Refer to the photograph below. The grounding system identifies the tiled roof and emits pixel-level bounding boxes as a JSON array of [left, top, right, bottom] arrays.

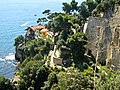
[[40, 28, 49, 32], [27, 25, 45, 31]]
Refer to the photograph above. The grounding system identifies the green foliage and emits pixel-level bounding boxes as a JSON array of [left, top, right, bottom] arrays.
[[14, 35, 24, 47], [52, 67, 93, 90], [42, 66, 120, 90], [35, 66, 50, 90], [70, 0, 78, 12], [62, 2, 72, 14], [95, 0, 101, 4], [96, 66, 120, 90], [47, 12, 58, 21], [17, 60, 49, 90], [15, 38, 52, 63], [37, 17, 48, 25], [67, 32, 87, 63], [41, 72, 58, 90], [20, 57, 31, 68], [58, 32, 95, 69], [42, 9, 51, 15], [116, 0, 120, 5], [46, 13, 74, 43], [33, 53, 43, 60], [20, 60, 44, 77], [62, 0, 78, 14], [96, 3, 104, 13], [86, 0, 97, 13], [12, 0, 120, 90], [0, 76, 16, 90], [78, 2, 90, 19], [95, 0, 116, 13]]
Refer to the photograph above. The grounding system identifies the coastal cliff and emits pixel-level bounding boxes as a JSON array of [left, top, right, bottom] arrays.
[[84, 7, 120, 68], [10, 0, 120, 90]]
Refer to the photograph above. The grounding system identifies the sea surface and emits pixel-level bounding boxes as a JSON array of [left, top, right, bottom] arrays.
[[0, 0, 61, 79], [0, 0, 83, 79]]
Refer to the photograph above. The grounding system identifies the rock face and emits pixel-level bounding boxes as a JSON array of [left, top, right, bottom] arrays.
[[15, 44, 25, 63], [84, 16, 112, 65], [84, 7, 120, 68], [108, 7, 120, 69]]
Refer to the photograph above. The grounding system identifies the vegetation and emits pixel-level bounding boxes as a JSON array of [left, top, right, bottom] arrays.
[[17, 61, 50, 90], [0, 0, 120, 90], [0, 76, 16, 90]]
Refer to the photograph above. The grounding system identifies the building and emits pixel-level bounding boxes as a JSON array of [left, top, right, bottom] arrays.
[[25, 25, 50, 40]]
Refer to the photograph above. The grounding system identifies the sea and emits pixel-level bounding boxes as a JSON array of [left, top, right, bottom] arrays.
[[0, 0, 83, 79]]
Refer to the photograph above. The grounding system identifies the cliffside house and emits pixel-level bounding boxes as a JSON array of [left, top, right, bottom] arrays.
[[40, 28, 49, 39], [25, 25, 50, 40]]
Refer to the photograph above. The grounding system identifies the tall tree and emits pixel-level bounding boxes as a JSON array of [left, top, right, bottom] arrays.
[[86, 0, 97, 13], [71, 0, 78, 11], [67, 32, 87, 66], [78, 2, 90, 19], [62, 2, 72, 14]]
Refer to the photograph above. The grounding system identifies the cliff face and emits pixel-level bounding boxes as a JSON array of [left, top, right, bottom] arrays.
[[108, 7, 120, 68], [84, 7, 120, 68], [84, 17, 112, 65]]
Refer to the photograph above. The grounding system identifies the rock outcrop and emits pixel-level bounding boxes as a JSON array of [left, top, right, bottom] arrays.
[[108, 7, 120, 69], [84, 7, 120, 68], [84, 16, 112, 65]]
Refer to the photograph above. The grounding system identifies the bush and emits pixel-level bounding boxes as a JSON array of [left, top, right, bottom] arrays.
[[0, 76, 16, 90]]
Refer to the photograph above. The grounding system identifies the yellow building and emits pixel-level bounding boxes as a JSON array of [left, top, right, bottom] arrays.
[[26, 25, 51, 39], [40, 28, 49, 39]]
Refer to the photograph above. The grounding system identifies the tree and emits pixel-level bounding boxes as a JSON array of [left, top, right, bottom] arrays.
[[42, 72, 58, 90], [86, 0, 97, 13], [62, 0, 79, 14], [29, 45, 35, 57], [95, 0, 116, 18], [47, 12, 58, 21], [17, 61, 48, 90], [53, 14, 72, 32], [67, 32, 87, 64], [33, 54, 43, 60], [14, 35, 25, 62], [78, 2, 90, 19], [37, 17, 48, 25], [42, 9, 51, 15], [62, 3, 72, 14], [71, 0, 78, 12], [14, 35, 24, 47], [95, 0, 101, 4], [96, 66, 120, 90], [116, 0, 120, 5], [47, 13, 73, 44], [0, 76, 16, 90], [35, 66, 50, 90], [50, 67, 93, 90]]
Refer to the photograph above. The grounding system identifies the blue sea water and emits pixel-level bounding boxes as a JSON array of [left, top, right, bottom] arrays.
[[0, 0, 84, 79], [0, 1, 61, 79]]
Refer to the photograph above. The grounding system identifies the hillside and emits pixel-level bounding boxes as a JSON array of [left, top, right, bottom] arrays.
[[0, 0, 120, 90]]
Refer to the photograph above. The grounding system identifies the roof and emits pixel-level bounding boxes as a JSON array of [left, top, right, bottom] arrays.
[[40, 28, 49, 33], [27, 25, 45, 31]]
